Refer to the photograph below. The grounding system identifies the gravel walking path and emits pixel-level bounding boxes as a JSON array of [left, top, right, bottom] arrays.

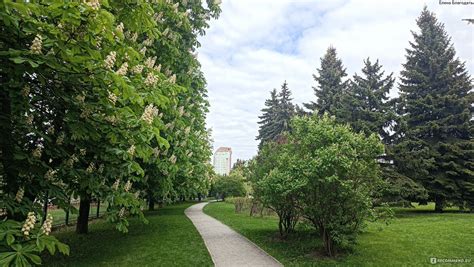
[[185, 202, 283, 267]]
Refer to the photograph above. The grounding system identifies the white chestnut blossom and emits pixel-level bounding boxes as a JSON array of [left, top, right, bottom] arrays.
[[119, 207, 125, 218], [127, 145, 136, 156], [104, 51, 116, 70], [80, 148, 87, 156], [16, 187, 25, 203], [85, 0, 100, 10], [139, 47, 147, 55], [154, 64, 162, 72], [112, 179, 120, 190], [76, 94, 85, 103], [21, 212, 36, 237], [143, 38, 153, 47], [115, 62, 128, 76], [162, 28, 170, 36], [144, 73, 158, 86], [105, 115, 117, 123], [41, 214, 53, 235], [168, 74, 176, 84], [86, 162, 96, 173], [26, 114, 33, 125], [124, 180, 132, 192], [30, 34, 43, 54], [169, 154, 177, 164], [131, 64, 144, 74], [108, 90, 117, 104], [130, 32, 138, 42], [32, 145, 42, 159], [44, 169, 57, 180], [144, 56, 157, 69], [214, 0, 222, 5], [153, 147, 160, 157], [66, 154, 79, 167], [141, 104, 158, 124], [116, 22, 124, 34], [47, 125, 55, 134]]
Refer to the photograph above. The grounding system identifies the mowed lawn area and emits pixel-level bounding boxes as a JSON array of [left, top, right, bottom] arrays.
[[43, 202, 212, 267], [204, 202, 474, 266]]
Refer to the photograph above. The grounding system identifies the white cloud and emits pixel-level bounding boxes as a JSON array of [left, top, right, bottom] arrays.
[[198, 0, 474, 163]]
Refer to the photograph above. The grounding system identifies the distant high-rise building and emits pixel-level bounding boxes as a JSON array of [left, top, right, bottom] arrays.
[[213, 147, 232, 175]]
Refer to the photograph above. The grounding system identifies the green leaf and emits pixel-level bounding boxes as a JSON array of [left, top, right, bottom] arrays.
[[10, 57, 26, 64], [14, 254, 30, 267], [24, 253, 41, 265], [57, 243, 70, 256], [45, 241, 56, 255], [0, 252, 16, 267], [6, 234, 15, 246], [27, 60, 39, 68], [36, 237, 45, 251]]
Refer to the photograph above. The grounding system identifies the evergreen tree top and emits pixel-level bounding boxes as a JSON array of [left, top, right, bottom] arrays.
[[304, 46, 348, 115]]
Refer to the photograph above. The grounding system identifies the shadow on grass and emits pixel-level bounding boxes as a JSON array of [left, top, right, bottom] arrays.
[[43, 202, 212, 267]]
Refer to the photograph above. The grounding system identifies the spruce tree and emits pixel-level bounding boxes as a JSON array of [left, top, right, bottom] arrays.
[[395, 7, 473, 212], [347, 58, 395, 141], [256, 89, 279, 147], [256, 82, 295, 148], [273, 81, 295, 135], [304, 46, 348, 117]]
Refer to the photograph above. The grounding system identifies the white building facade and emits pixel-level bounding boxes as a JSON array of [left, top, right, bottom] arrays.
[[213, 147, 232, 175]]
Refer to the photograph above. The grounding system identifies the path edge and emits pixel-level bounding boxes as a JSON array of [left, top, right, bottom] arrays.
[[186, 201, 284, 267], [184, 202, 217, 267]]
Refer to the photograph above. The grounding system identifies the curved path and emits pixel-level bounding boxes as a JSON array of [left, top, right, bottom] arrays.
[[185, 202, 283, 267]]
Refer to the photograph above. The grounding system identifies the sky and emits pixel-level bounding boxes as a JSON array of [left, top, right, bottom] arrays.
[[197, 0, 474, 164]]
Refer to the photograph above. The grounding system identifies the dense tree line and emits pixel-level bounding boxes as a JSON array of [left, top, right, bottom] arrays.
[[0, 1, 221, 265], [252, 7, 472, 256]]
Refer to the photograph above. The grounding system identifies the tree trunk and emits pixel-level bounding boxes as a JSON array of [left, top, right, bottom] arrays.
[[148, 194, 155, 211], [76, 194, 91, 234], [65, 209, 70, 226], [278, 218, 283, 237], [42, 193, 49, 224], [434, 197, 444, 213], [322, 228, 334, 257], [0, 89, 22, 220], [96, 199, 100, 218], [198, 194, 202, 202]]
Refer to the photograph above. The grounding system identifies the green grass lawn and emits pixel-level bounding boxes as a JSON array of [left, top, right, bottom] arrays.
[[204, 202, 474, 266], [43, 202, 213, 267], [47, 204, 107, 227]]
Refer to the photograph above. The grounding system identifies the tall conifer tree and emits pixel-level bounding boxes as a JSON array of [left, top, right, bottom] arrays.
[[256, 89, 279, 147], [274, 81, 295, 135], [346, 58, 395, 141], [256, 82, 295, 148], [395, 7, 473, 211], [304, 47, 348, 117]]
